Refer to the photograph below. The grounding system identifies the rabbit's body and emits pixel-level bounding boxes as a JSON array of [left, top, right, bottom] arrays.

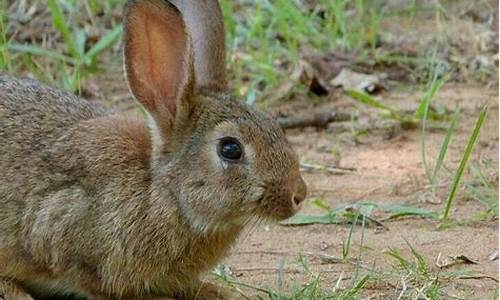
[[0, 0, 307, 299], [0, 76, 242, 298]]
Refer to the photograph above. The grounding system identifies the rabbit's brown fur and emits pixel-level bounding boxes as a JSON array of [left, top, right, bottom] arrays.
[[0, 1, 306, 299]]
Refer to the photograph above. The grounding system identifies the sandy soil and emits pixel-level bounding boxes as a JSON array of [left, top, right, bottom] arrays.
[[222, 84, 499, 299]]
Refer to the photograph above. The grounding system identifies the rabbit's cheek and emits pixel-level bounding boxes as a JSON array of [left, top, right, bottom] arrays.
[[179, 174, 250, 233]]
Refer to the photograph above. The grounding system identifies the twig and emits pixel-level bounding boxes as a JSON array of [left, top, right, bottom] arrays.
[[455, 274, 499, 282], [345, 206, 390, 231], [232, 267, 300, 274], [300, 162, 357, 175], [278, 110, 351, 129], [231, 250, 378, 273]]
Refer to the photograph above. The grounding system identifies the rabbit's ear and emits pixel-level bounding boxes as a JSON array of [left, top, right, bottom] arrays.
[[124, 0, 193, 121], [170, 0, 226, 91]]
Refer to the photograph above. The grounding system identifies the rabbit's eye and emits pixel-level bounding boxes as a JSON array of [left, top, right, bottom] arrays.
[[218, 137, 243, 161]]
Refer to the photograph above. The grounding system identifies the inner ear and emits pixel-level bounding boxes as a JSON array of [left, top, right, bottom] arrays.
[[124, 0, 192, 119]]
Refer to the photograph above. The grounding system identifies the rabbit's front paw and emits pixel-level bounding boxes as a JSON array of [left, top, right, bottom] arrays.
[[192, 282, 237, 300]]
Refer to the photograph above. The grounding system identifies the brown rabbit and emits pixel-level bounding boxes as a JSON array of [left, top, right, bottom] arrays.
[[0, 0, 307, 299]]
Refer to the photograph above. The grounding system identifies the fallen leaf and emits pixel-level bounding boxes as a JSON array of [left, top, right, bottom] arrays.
[[437, 254, 479, 269], [303, 50, 357, 80], [260, 59, 329, 106], [296, 60, 330, 96], [331, 68, 383, 94]]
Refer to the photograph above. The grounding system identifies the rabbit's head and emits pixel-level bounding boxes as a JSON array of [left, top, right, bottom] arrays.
[[124, 0, 306, 233]]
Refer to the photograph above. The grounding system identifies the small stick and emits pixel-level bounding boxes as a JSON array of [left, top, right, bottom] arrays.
[[278, 111, 351, 129], [300, 162, 357, 175]]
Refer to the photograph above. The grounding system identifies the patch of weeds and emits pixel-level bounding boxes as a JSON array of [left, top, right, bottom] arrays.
[[215, 206, 372, 299], [444, 156, 499, 225], [465, 158, 499, 216], [4, 0, 122, 92], [220, 0, 383, 102], [346, 75, 449, 129], [0, 7, 11, 72], [347, 111, 365, 144], [386, 241, 496, 299], [413, 59, 491, 222], [213, 259, 370, 299], [387, 241, 442, 299]]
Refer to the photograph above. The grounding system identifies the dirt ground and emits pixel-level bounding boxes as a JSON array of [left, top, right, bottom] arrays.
[[225, 84, 499, 299]]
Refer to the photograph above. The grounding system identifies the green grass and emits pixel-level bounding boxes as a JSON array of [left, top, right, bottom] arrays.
[[220, 0, 382, 102], [441, 105, 489, 220], [0, 4, 13, 72], [2, 0, 382, 98], [214, 262, 370, 300], [428, 106, 461, 194], [465, 159, 499, 216], [387, 241, 441, 299], [417, 59, 450, 189], [214, 234, 372, 300], [1, 0, 122, 92], [346, 81, 449, 129]]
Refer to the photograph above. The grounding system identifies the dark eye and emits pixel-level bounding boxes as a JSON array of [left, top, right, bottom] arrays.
[[218, 137, 243, 161]]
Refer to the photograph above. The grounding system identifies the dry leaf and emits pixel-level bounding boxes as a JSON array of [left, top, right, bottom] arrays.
[[262, 60, 330, 105], [331, 68, 383, 94], [295, 60, 330, 96], [436, 254, 479, 269]]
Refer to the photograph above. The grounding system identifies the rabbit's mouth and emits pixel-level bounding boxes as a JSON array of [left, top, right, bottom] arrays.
[[254, 184, 305, 221], [252, 174, 307, 221]]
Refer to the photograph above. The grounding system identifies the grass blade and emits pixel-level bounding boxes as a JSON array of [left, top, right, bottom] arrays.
[[419, 68, 448, 184], [280, 213, 339, 225], [414, 74, 448, 119], [6, 44, 75, 65], [343, 213, 359, 259], [430, 106, 461, 192], [442, 105, 489, 220], [0, 9, 11, 72], [466, 163, 499, 215], [47, 0, 80, 59], [85, 25, 123, 59], [374, 203, 439, 220], [344, 274, 370, 298], [347, 89, 394, 112], [347, 89, 407, 122]]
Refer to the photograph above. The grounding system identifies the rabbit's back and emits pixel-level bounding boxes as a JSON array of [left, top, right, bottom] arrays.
[[0, 75, 107, 194], [0, 75, 110, 262]]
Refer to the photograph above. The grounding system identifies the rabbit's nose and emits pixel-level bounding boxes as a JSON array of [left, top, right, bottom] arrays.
[[292, 177, 307, 209]]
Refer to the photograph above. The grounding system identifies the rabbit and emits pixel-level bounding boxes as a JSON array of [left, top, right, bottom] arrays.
[[0, 0, 307, 299]]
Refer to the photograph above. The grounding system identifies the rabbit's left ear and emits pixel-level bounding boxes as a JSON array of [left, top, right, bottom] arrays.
[[124, 0, 193, 125]]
